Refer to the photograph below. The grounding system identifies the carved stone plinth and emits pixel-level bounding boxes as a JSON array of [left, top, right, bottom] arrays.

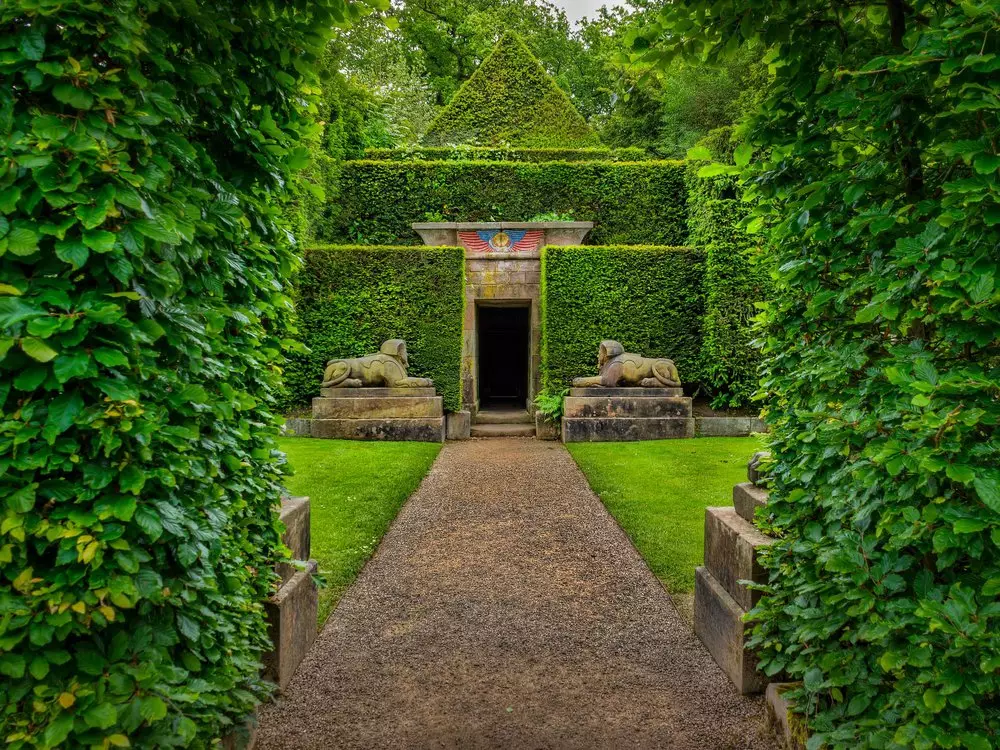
[[311, 388, 444, 442], [561, 388, 694, 442]]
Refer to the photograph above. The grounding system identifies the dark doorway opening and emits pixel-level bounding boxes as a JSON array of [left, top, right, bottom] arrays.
[[477, 304, 530, 409]]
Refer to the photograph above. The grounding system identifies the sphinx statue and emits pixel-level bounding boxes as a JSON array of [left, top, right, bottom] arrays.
[[321, 339, 433, 389], [571, 340, 681, 389]]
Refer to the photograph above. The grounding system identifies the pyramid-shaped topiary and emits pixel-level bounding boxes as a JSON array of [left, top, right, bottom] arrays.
[[423, 32, 599, 148]]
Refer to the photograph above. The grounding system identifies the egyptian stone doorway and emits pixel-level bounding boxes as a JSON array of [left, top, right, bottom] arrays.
[[477, 303, 531, 410]]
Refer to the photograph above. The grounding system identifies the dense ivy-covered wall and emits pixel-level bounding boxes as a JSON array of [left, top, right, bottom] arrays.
[[286, 246, 465, 411], [364, 146, 652, 162], [422, 32, 599, 148], [540, 246, 706, 390], [0, 1, 343, 745], [328, 160, 689, 246]]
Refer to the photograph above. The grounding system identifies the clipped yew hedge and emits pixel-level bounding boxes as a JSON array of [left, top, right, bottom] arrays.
[[329, 160, 689, 246], [540, 246, 706, 390], [0, 3, 337, 746], [364, 146, 652, 162], [285, 246, 465, 412]]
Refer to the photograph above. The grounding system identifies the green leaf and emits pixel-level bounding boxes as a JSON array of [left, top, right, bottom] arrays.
[[697, 162, 739, 178], [7, 226, 39, 256], [139, 696, 168, 723], [134, 506, 163, 541], [686, 145, 713, 160], [53, 351, 90, 383], [973, 471, 1000, 513], [83, 701, 118, 730], [21, 337, 58, 362], [93, 348, 129, 367], [131, 219, 181, 245], [19, 27, 46, 61], [7, 483, 37, 513], [119, 465, 146, 495], [953, 518, 988, 534], [0, 653, 26, 678], [923, 688, 946, 713], [733, 142, 753, 168], [52, 81, 94, 109], [82, 230, 116, 253], [54, 238, 89, 268]]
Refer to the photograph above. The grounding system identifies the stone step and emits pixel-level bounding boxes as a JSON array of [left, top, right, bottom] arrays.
[[694, 566, 766, 695], [312, 395, 442, 419], [311, 417, 445, 442], [473, 409, 533, 424], [733, 482, 769, 522], [564, 396, 692, 419], [319, 386, 437, 398], [561, 417, 695, 442], [569, 387, 683, 398], [704, 506, 772, 611], [470, 423, 536, 438]]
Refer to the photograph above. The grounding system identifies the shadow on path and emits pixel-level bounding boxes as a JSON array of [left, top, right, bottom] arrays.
[[256, 438, 775, 750]]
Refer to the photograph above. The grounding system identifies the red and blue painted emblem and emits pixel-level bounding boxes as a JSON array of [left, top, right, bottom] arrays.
[[458, 229, 543, 253]]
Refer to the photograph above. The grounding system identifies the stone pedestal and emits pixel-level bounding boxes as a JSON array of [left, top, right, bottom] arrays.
[[535, 413, 561, 441], [561, 388, 694, 442], [446, 410, 471, 440], [311, 387, 444, 442], [694, 462, 773, 694]]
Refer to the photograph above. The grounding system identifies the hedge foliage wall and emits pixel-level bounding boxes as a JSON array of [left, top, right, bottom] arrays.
[[328, 160, 688, 246], [643, 2, 1000, 747], [540, 246, 706, 390], [422, 32, 599, 148], [364, 146, 652, 162], [286, 247, 465, 412], [0, 1, 343, 746]]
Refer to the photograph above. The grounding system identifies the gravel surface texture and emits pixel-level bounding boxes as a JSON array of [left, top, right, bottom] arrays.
[[256, 438, 775, 750]]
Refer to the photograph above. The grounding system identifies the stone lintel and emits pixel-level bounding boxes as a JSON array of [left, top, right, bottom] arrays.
[[318, 387, 437, 398], [563, 395, 692, 419], [704, 506, 772, 610], [311, 417, 445, 442], [312, 396, 443, 419], [733, 482, 769, 523], [561, 416, 695, 442], [694, 566, 766, 695], [263, 560, 318, 691]]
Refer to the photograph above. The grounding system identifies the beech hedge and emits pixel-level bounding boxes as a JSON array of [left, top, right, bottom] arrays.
[[284, 246, 465, 412], [0, 2, 346, 746], [540, 246, 705, 390], [363, 146, 652, 162], [328, 159, 689, 246]]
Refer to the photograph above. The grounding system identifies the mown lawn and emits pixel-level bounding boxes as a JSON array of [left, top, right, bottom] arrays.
[[568, 437, 764, 594], [278, 437, 441, 623]]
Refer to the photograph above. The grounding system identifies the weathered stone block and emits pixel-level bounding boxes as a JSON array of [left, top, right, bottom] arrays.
[[311, 417, 445, 442], [563, 395, 692, 419], [767, 683, 807, 749], [318, 386, 436, 398], [704, 507, 772, 610], [568, 387, 683, 398], [263, 560, 318, 691], [282, 418, 312, 437], [561, 417, 695, 442], [446, 410, 471, 440], [694, 566, 766, 694], [733, 482, 769, 523], [535, 413, 561, 440], [312, 395, 442, 419], [276, 496, 310, 585], [695, 417, 768, 437]]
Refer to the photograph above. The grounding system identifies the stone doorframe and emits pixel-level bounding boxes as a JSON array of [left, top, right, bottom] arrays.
[[463, 255, 541, 415]]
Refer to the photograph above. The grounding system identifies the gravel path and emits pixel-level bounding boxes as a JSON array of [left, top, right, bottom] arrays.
[[256, 438, 775, 750]]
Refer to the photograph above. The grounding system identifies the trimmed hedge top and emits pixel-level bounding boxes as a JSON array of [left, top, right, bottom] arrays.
[[423, 32, 599, 148], [363, 146, 652, 162], [286, 246, 465, 412]]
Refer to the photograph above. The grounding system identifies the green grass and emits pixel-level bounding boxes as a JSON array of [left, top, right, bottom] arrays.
[[278, 438, 441, 623], [567, 437, 764, 593]]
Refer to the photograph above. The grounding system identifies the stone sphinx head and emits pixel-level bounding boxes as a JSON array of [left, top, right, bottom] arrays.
[[597, 340, 624, 368], [379, 338, 409, 367]]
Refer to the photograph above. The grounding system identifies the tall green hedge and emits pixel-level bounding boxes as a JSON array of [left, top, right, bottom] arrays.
[[286, 246, 465, 411], [0, 1, 342, 746], [540, 246, 706, 390], [329, 160, 689, 246], [422, 32, 598, 148], [364, 146, 652, 162]]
